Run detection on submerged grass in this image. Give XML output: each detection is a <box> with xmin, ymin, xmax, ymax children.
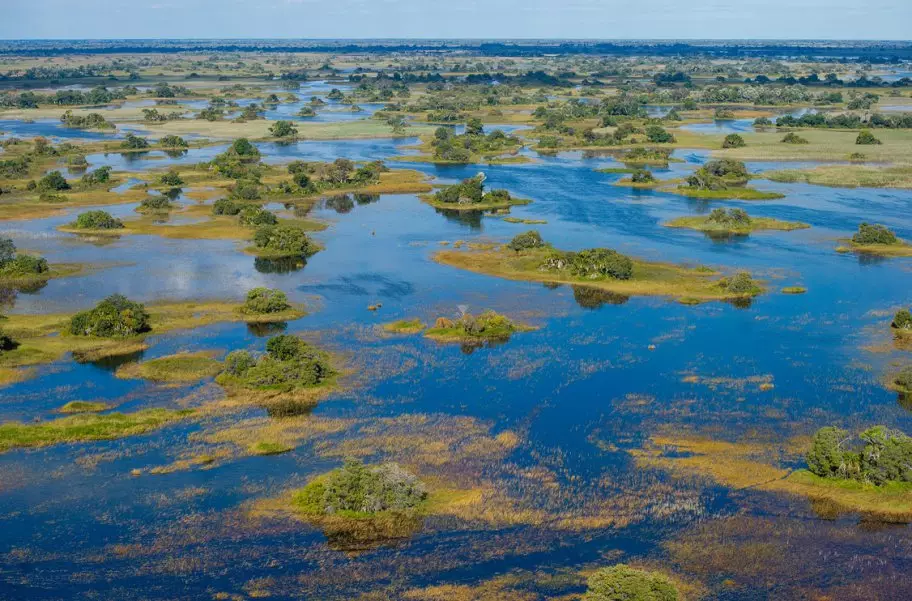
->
<box><xmin>0</xmin><ymin>408</ymin><xmax>195</xmax><ymax>452</ymax></box>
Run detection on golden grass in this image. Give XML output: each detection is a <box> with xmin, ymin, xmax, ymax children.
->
<box><xmin>765</xmin><ymin>164</ymin><xmax>912</xmax><ymax>189</ymax></box>
<box><xmin>381</xmin><ymin>318</ymin><xmax>427</xmax><ymax>335</ymax></box>
<box><xmin>58</xmin><ymin>401</ymin><xmax>109</xmax><ymax>414</ymax></box>
<box><xmin>432</xmin><ymin>246</ymin><xmax>758</xmax><ymax>303</ymax></box>
<box><xmin>635</xmin><ymin>434</ymin><xmax>912</xmax><ymax>522</ymax></box>
<box><xmin>151</xmin><ymin>118</ymin><xmax>435</xmax><ymax>140</ymax></box>
<box><xmin>664</xmin><ymin>215</ymin><xmax>809</xmax><ymax>235</ymax></box>
<box><xmin>836</xmin><ymin>240</ymin><xmax>912</xmax><ymax>257</ymax></box>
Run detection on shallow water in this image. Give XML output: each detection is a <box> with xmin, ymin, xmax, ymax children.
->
<box><xmin>1</xmin><ymin>121</ymin><xmax>912</xmax><ymax>600</ymax></box>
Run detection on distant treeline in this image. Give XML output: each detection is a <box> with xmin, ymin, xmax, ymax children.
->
<box><xmin>746</xmin><ymin>73</ymin><xmax>912</xmax><ymax>87</ymax></box>
<box><xmin>777</xmin><ymin>112</ymin><xmax>912</xmax><ymax>129</ymax></box>
<box><xmin>1</xmin><ymin>39</ymin><xmax>912</xmax><ymax>60</ymax></box>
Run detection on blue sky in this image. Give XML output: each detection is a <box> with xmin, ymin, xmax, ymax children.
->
<box><xmin>4</xmin><ymin>0</ymin><xmax>911</xmax><ymax>40</ymax></box>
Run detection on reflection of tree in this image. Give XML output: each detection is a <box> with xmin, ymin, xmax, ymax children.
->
<box><xmin>434</xmin><ymin>208</ymin><xmax>483</xmax><ymax>229</ymax></box>
<box><xmin>82</xmin><ymin>349</ymin><xmax>146</xmax><ymax>372</ymax></box>
<box><xmin>856</xmin><ymin>252</ymin><xmax>890</xmax><ymax>267</ymax></box>
<box><xmin>319</xmin><ymin>512</ymin><xmax>424</xmax><ymax>554</ymax></box>
<box><xmin>353</xmin><ymin>193</ymin><xmax>379</xmax><ymax>205</ymax></box>
<box><xmin>728</xmin><ymin>297</ymin><xmax>753</xmax><ymax>310</ymax></box>
<box><xmin>898</xmin><ymin>392</ymin><xmax>912</xmax><ymax>413</ymax></box>
<box><xmin>572</xmin><ymin>285</ymin><xmax>629</xmax><ymax>309</ymax></box>
<box><xmin>246</xmin><ymin>321</ymin><xmax>287</xmax><ymax>337</ymax></box>
<box><xmin>121</xmin><ymin>151</ymin><xmax>150</xmax><ymax>164</ymax></box>
<box><xmin>254</xmin><ymin>256</ymin><xmax>306</xmax><ymax>274</ymax></box>
<box><xmin>163</xmin><ymin>149</ymin><xmax>188</xmax><ymax>159</ymax></box>
<box><xmin>323</xmin><ymin>193</ymin><xmax>354</xmax><ymax>214</ymax></box>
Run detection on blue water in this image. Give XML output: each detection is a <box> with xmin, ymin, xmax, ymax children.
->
<box><xmin>0</xmin><ymin>116</ymin><xmax>911</xmax><ymax>600</ymax></box>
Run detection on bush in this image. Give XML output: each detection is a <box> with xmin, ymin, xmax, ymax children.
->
<box><xmin>69</xmin><ymin>294</ymin><xmax>151</xmax><ymax>337</ymax></box>
<box><xmin>0</xmin><ymin>329</ymin><xmax>16</xmax><ymax>352</ymax></box>
<box><xmin>223</xmin><ymin>350</ymin><xmax>255</xmax><ymax>376</ymax></box>
<box><xmin>121</xmin><ymin>133</ymin><xmax>150</xmax><ymax>149</ymax></box>
<box><xmin>242</xmin><ymin>287</ymin><xmax>291</xmax><ymax>314</ymax></box>
<box><xmin>892</xmin><ymin>309</ymin><xmax>912</xmax><ymax>330</ymax></box>
<box><xmin>507</xmin><ymin>230</ymin><xmax>545</xmax><ymax>251</ymax></box>
<box><xmin>807</xmin><ymin>425</ymin><xmax>912</xmax><ymax>485</ymax></box>
<box><xmin>852</xmin><ymin>223</ymin><xmax>897</xmax><ymax>245</ymax></box>
<box><xmin>707</xmin><ymin>208</ymin><xmax>751</xmax><ymax>226</ymax></box>
<box><xmin>81</xmin><ymin>166</ymin><xmax>112</xmax><ymax>186</ymax></box>
<box><xmin>238</xmin><ymin>206</ymin><xmax>278</xmax><ymax>227</ymax></box>
<box><xmin>631</xmin><ymin>170</ymin><xmax>655</xmax><ymax>183</ymax></box>
<box><xmin>159</xmin><ymin>135</ymin><xmax>188</xmax><ymax>148</ymax></box>
<box><xmin>295</xmin><ymin>459</ymin><xmax>427</xmax><ymax>516</ymax></box>
<box><xmin>753</xmin><ymin>117</ymin><xmax>772</xmax><ymax>127</ymax></box>
<box><xmin>221</xmin><ymin>334</ymin><xmax>334</xmax><ymax>391</ymax></box>
<box><xmin>721</xmin><ymin>271</ymin><xmax>758</xmax><ymax>295</ymax></box>
<box><xmin>158</xmin><ymin>170</ymin><xmax>184</xmax><ymax>187</ymax></box>
<box><xmin>212</xmin><ymin>198</ymin><xmax>246</xmax><ymax>216</ymax></box>
<box><xmin>856</xmin><ymin>130</ymin><xmax>882</xmax><ymax>145</ymax></box>
<box><xmin>72</xmin><ymin>210</ymin><xmax>123</xmax><ymax>230</ymax></box>
<box><xmin>38</xmin><ymin>171</ymin><xmax>70</xmax><ymax>192</ymax></box>
<box><xmin>781</xmin><ymin>132</ymin><xmax>809</xmax><ymax>144</ymax></box>
<box><xmin>269</xmin><ymin>120</ymin><xmax>298</xmax><ymax>138</ymax></box>
<box><xmin>722</xmin><ymin>133</ymin><xmax>746</xmax><ymax>148</ymax></box>
<box><xmin>0</xmin><ymin>254</ymin><xmax>49</xmax><ymax>277</ymax></box>
<box><xmin>253</xmin><ymin>225</ymin><xmax>317</xmax><ymax>258</ymax></box>
<box><xmin>137</xmin><ymin>195</ymin><xmax>173</xmax><ymax>213</ymax></box>
<box><xmin>645</xmin><ymin>125</ymin><xmax>675</xmax><ymax>144</ymax></box>
<box><xmin>542</xmin><ymin>248</ymin><xmax>633</xmax><ymax>280</ymax></box>
<box><xmin>583</xmin><ymin>564</ymin><xmax>678</xmax><ymax>601</ymax></box>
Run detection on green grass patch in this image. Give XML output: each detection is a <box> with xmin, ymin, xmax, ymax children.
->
<box><xmin>382</xmin><ymin>318</ymin><xmax>426</xmax><ymax>335</ymax></box>
<box><xmin>836</xmin><ymin>240</ymin><xmax>912</xmax><ymax>257</ymax></box>
<box><xmin>0</xmin><ymin>408</ymin><xmax>195</xmax><ymax>452</ymax></box>
<box><xmin>58</xmin><ymin>401</ymin><xmax>109</xmax><ymax>414</ymax></box>
<box><xmin>667</xmin><ymin>186</ymin><xmax>785</xmax><ymax>201</ymax></box>
<box><xmin>115</xmin><ymin>351</ymin><xmax>222</xmax><ymax>383</ymax></box>
<box><xmin>781</xmin><ymin>286</ymin><xmax>807</xmax><ymax>294</ymax></box>
<box><xmin>248</xmin><ymin>441</ymin><xmax>294</xmax><ymax>456</ymax></box>
<box><xmin>664</xmin><ymin>215</ymin><xmax>809</xmax><ymax>235</ymax></box>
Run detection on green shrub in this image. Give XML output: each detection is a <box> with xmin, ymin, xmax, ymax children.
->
<box><xmin>158</xmin><ymin>170</ymin><xmax>184</xmax><ymax>187</ymax></box>
<box><xmin>852</xmin><ymin>223</ymin><xmax>897</xmax><ymax>245</ymax></box>
<box><xmin>507</xmin><ymin>230</ymin><xmax>544</xmax><ymax>251</ymax></box>
<box><xmin>543</xmin><ymin>248</ymin><xmax>633</xmax><ymax>280</ymax></box>
<box><xmin>212</xmin><ymin>198</ymin><xmax>246</xmax><ymax>216</ymax></box>
<box><xmin>0</xmin><ymin>329</ymin><xmax>16</xmax><ymax>352</ymax></box>
<box><xmin>294</xmin><ymin>459</ymin><xmax>427</xmax><ymax>517</ymax></box>
<box><xmin>721</xmin><ymin>271</ymin><xmax>759</xmax><ymax>295</ymax></box>
<box><xmin>137</xmin><ymin>195</ymin><xmax>173</xmax><ymax>213</ymax></box>
<box><xmin>583</xmin><ymin>564</ymin><xmax>678</xmax><ymax>601</ymax></box>
<box><xmin>253</xmin><ymin>225</ymin><xmax>317</xmax><ymax>258</ymax></box>
<box><xmin>807</xmin><ymin>424</ymin><xmax>912</xmax><ymax>485</ymax></box>
<box><xmin>223</xmin><ymin>350</ymin><xmax>255</xmax><ymax>376</ymax></box>
<box><xmin>753</xmin><ymin>117</ymin><xmax>772</xmax><ymax>127</ymax></box>
<box><xmin>72</xmin><ymin>210</ymin><xmax>123</xmax><ymax>230</ymax></box>
<box><xmin>80</xmin><ymin>166</ymin><xmax>112</xmax><ymax>186</ymax></box>
<box><xmin>895</xmin><ymin>368</ymin><xmax>912</xmax><ymax>394</ymax></box>
<box><xmin>707</xmin><ymin>208</ymin><xmax>751</xmax><ymax>226</ymax></box>
<box><xmin>892</xmin><ymin>309</ymin><xmax>912</xmax><ymax>330</ymax></box>
<box><xmin>0</xmin><ymin>254</ymin><xmax>49</xmax><ymax>276</ymax></box>
<box><xmin>121</xmin><ymin>133</ymin><xmax>150</xmax><ymax>149</ymax></box>
<box><xmin>38</xmin><ymin>171</ymin><xmax>70</xmax><ymax>192</ymax></box>
<box><xmin>269</xmin><ymin>120</ymin><xmax>298</xmax><ymax>138</ymax></box>
<box><xmin>686</xmin><ymin>159</ymin><xmax>749</xmax><ymax>189</ymax></box>
<box><xmin>722</xmin><ymin>133</ymin><xmax>746</xmax><ymax>148</ymax></box>
<box><xmin>645</xmin><ymin>125</ymin><xmax>675</xmax><ymax>144</ymax></box>
<box><xmin>242</xmin><ymin>287</ymin><xmax>291</xmax><ymax>314</ymax></box>
<box><xmin>856</xmin><ymin>130</ymin><xmax>882</xmax><ymax>145</ymax></box>
<box><xmin>159</xmin><ymin>135</ymin><xmax>188</xmax><ymax>148</ymax></box>
<box><xmin>781</xmin><ymin>132</ymin><xmax>809</xmax><ymax>144</ymax></box>
<box><xmin>220</xmin><ymin>334</ymin><xmax>334</xmax><ymax>391</ymax></box>
<box><xmin>631</xmin><ymin>170</ymin><xmax>655</xmax><ymax>183</ymax></box>
<box><xmin>69</xmin><ymin>294</ymin><xmax>151</xmax><ymax>337</ymax></box>
<box><xmin>806</xmin><ymin>426</ymin><xmax>854</xmax><ymax>479</ymax></box>
<box><xmin>238</xmin><ymin>206</ymin><xmax>278</xmax><ymax>227</ymax></box>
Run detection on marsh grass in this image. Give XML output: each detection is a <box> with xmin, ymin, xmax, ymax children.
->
<box><xmin>501</xmin><ymin>217</ymin><xmax>547</xmax><ymax>224</ymax></box>
<box><xmin>764</xmin><ymin>164</ymin><xmax>912</xmax><ymax>189</ymax></box>
<box><xmin>664</xmin><ymin>215</ymin><xmax>809</xmax><ymax>235</ymax></box>
<box><xmin>781</xmin><ymin>286</ymin><xmax>807</xmax><ymax>294</ymax></box>
<box><xmin>433</xmin><ymin>246</ymin><xmax>761</xmax><ymax>302</ymax></box>
<box><xmin>0</xmin><ymin>262</ymin><xmax>86</xmax><ymax>286</ymax></box>
<box><xmin>419</xmin><ymin>193</ymin><xmax>532</xmax><ymax>212</ymax></box>
<box><xmin>666</xmin><ymin>186</ymin><xmax>785</xmax><ymax>201</ymax></box>
<box><xmin>836</xmin><ymin>240</ymin><xmax>912</xmax><ymax>257</ymax></box>
<box><xmin>382</xmin><ymin>319</ymin><xmax>427</xmax><ymax>335</ymax></box>
<box><xmin>115</xmin><ymin>351</ymin><xmax>222</xmax><ymax>383</ymax></box>
<box><xmin>59</xmin><ymin>401</ymin><xmax>109</xmax><ymax>414</ymax></box>
<box><xmin>0</xmin><ymin>408</ymin><xmax>195</xmax><ymax>452</ymax></box>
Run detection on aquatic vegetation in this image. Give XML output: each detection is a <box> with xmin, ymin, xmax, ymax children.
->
<box><xmin>241</xmin><ymin>287</ymin><xmax>292</xmax><ymax>315</ymax></box>
<box><xmin>434</xmin><ymin>241</ymin><xmax>761</xmax><ymax>302</ymax></box>
<box><xmin>781</xmin><ymin>286</ymin><xmax>807</xmax><ymax>294</ymax></box>
<box><xmin>67</xmin><ymin>210</ymin><xmax>124</xmax><ymax>231</ymax></box>
<box><xmin>382</xmin><ymin>318</ymin><xmax>427</xmax><ymax>334</ymax></box>
<box><xmin>0</xmin><ymin>408</ymin><xmax>195</xmax><ymax>452</ymax></box>
<box><xmin>58</xmin><ymin>401</ymin><xmax>109</xmax><ymax>414</ymax></box>
<box><xmin>664</xmin><ymin>209</ymin><xmax>809</xmax><ymax>235</ymax></box>
<box><xmin>584</xmin><ymin>564</ymin><xmax>679</xmax><ymax>601</ymax></box>
<box><xmin>424</xmin><ymin>311</ymin><xmax>531</xmax><ymax>345</ymax></box>
<box><xmin>765</xmin><ymin>164</ymin><xmax>912</xmax><ymax>188</ymax></box>
<box><xmin>70</xmin><ymin>294</ymin><xmax>151</xmax><ymax>337</ymax></box>
<box><xmin>216</xmin><ymin>334</ymin><xmax>336</xmax><ymax>393</ymax></box>
<box><xmin>115</xmin><ymin>351</ymin><xmax>222</xmax><ymax>383</ymax></box>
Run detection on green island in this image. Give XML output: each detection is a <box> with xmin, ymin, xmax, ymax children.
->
<box><xmin>664</xmin><ymin>208</ymin><xmax>809</xmax><ymax>235</ymax></box>
<box><xmin>669</xmin><ymin>159</ymin><xmax>784</xmax><ymax>200</ymax></box>
<box><xmin>893</xmin><ymin>307</ymin><xmax>912</xmax><ymax>346</ymax></box>
<box><xmin>403</xmin><ymin>119</ymin><xmax>526</xmax><ymax>164</ymax></box>
<box><xmin>288</xmin><ymin>459</ymin><xmax>430</xmax><ymax>550</ymax></box>
<box><xmin>382</xmin><ymin>318</ymin><xmax>427</xmax><ymax>334</ymax></box>
<box><xmin>0</xmin><ymin>236</ymin><xmax>85</xmax><ymax>285</ymax></box>
<box><xmin>423</xmin><ymin>311</ymin><xmax>533</xmax><ymax>345</ymax></box>
<box><xmin>837</xmin><ymin>222</ymin><xmax>912</xmax><ymax>257</ymax></box>
<box><xmin>115</xmin><ymin>351</ymin><xmax>223</xmax><ymax>383</ymax></box>
<box><xmin>58</xmin><ymin>401</ymin><xmax>110</xmax><ymax>414</ymax></box>
<box><xmin>433</xmin><ymin>231</ymin><xmax>764</xmax><ymax>303</ymax></box>
<box><xmin>421</xmin><ymin>173</ymin><xmax>530</xmax><ymax>212</ymax></box>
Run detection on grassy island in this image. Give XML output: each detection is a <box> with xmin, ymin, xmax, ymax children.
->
<box><xmin>421</xmin><ymin>174</ymin><xmax>530</xmax><ymax>212</ymax></box>
<box><xmin>382</xmin><ymin>318</ymin><xmax>427</xmax><ymax>335</ymax></box>
<box><xmin>664</xmin><ymin>208</ymin><xmax>809</xmax><ymax>235</ymax></box>
<box><xmin>115</xmin><ymin>351</ymin><xmax>222</xmax><ymax>383</ymax></box>
<box><xmin>424</xmin><ymin>311</ymin><xmax>533</xmax><ymax>345</ymax></box>
<box><xmin>837</xmin><ymin>223</ymin><xmax>912</xmax><ymax>257</ymax></box>
<box><xmin>671</xmin><ymin>159</ymin><xmax>784</xmax><ymax>200</ymax></box>
<box><xmin>289</xmin><ymin>459</ymin><xmax>429</xmax><ymax>550</ymax></box>
<box><xmin>433</xmin><ymin>231</ymin><xmax>764</xmax><ymax>303</ymax></box>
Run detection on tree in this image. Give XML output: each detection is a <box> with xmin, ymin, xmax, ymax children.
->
<box><xmin>72</xmin><ymin>210</ymin><xmax>123</xmax><ymax>230</ymax></box>
<box><xmin>645</xmin><ymin>125</ymin><xmax>675</xmax><ymax>144</ymax></box>
<box><xmin>781</xmin><ymin>132</ymin><xmax>809</xmax><ymax>144</ymax></box>
<box><xmin>722</xmin><ymin>133</ymin><xmax>746</xmax><ymax>148</ymax></box>
<box><xmin>38</xmin><ymin>171</ymin><xmax>70</xmax><ymax>192</ymax></box>
<box><xmin>0</xmin><ymin>238</ymin><xmax>15</xmax><ymax>265</ymax></box>
<box><xmin>507</xmin><ymin>230</ymin><xmax>544</xmax><ymax>251</ymax></box>
<box><xmin>892</xmin><ymin>309</ymin><xmax>912</xmax><ymax>330</ymax></box>
<box><xmin>269</xmin><ymin>120</ymin><xmax>298</xmax><ymax>138</ymax></box>
<box><xmin>159</xmin><ymin>170</ymin><xmax>184</xmax><ymax>187</ymax></box>
<box><xmin>806</xmin><ymin>426</ymin><xmax>853</xmax><ymax>479</ymax></box>
<box><xmin>242</xmin><ymin>287</ymin><xmax>291</xmax><ymax>314</ymax></box>
<box><xmin>856</xmin><ymin>130</ymin><xmax>882</xmax><ymax>145</ymax></box>
<box><xmin>852</xmin><ymin>223</ymin><xmax>897</xmax><ymax>245</ymax></box>
<box><xmin>69</xmin><ymin>294</ymin><xmax>151</xmax><ymax>337</ymax></box>
<box><xmin>583</xmin><ymin>565</ymin><xmax>678</xmax><ymax>601</ymax></box>
<box><xmin>121</xmin><ymin>133</ymin><xmax>150</xmax><ymax>150</ymax></box>
<box><xmin>386</xmin><ymin>115</ymin><xmax>408</xmax><ymax>134</ymax></box>
<box><xmin>465</xmin><ymin>117</ymin><xmax>484</xmax><ymax>136</ymax></box>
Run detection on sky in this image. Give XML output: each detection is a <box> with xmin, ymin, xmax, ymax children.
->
<box><xmin>4</xmin><ymin>0</ymin><xmax>911</xmax><ymax>41</ymax></box>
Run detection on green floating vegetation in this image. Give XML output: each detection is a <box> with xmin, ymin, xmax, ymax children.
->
<box><xmin>584</xmin><ymin>564</ymin><xmax>680</xmax><ymax>601</ymax></box>
<box><xmin>382</xmin><ymin>318</ymin><xmax>427</xmax><ymax>335</ymax></box>
<box><xmin>216</xmin><ymin>334</ymin><xmax>336</xmax><ymax>394</ymax></box>
<box><xmin>781</xmin><ymin>286</ymin><xmax>807</xmax><ymax>294</ymax></box>
<box><xmin>434</xmin><ymin>231</ymin><xmax>763</xmax><ymax>303</ymax></box>
<box><xmin>502</xmin><ymin>217</ymin><xmax>547</xmax><ymax>225</ymax></box>
<box><xmin>290</xmin><ymin>459</ymin><xmax>428</xmax><ymax>550</ymax></box>
<box><xmin>423</xmin><ymin>173</ymin><xmax>531</xmax><ymax>211</ymax></box>
<box><xmin>673</xmin><ymin>159</ymin><xmax>783</xmax><ymax>200</ymax></box>
<box><xmin>664</xmin><ymin>208</ymin><xmax>809</xmax><ymax>235</ymax></box>
<box><xmin>58</xmin><ymin>401</ymin><xmax>109</xmax><ymax>414</ymax></box>
<box><xmin>115</xmin><ymin>351</ymin><xmax>222</xmax><ymax>383</ymax></box>
<box><xmin>838</xmin><ymin>223</ymin><xmax>912</xmax><ymax>257</ymax></box>
<box><xmin>424</xmin><ymin>311</ymin><xmax>532</xmax><ymax>345</ymax></box>
<box><xmin>0</xmin><ymin>408</ymin><xmax>195</xmax><ymax>453</ymax></box>
<box><xmin>249</xmin><ymin>441</ymin><xmax>294</xmax><ymax>456</ymax></box>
